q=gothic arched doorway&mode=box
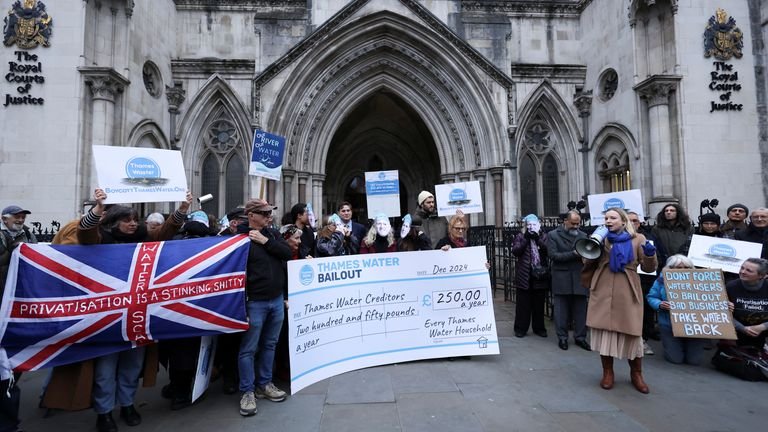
[323,90,440,222]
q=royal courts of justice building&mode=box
[2,0,768,226]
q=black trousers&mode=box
[514,288,547,334]
[553,294,587,342]
[0,377,20,432]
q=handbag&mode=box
[531,262,550,280]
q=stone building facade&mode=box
[1,0,766,227]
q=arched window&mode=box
[198,115,247,216]
[596,137,631,192]
[225,155,244,213]
[201,153,220,215]
[519,119,560,217]
[519,154,537,216]
[542,154,559,216]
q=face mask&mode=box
[526,221,541,233]
[401,214,412,239]
[376,219,391,237]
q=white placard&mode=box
[287,247,499,393]
[435,181,484,217]
[365,170,401,217]
[191,335,217,403]
[686,235,763,274]
[587,189,644,225]
[92,146,188,204]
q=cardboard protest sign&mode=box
[92,146,188,204]
[663,268,737,339]
[587,189,644,225]
[435,181,483,216]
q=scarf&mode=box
[606,230,633,273]
[452,236,466,248]
[529,237,540,266]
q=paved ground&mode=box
[16,298,768,432]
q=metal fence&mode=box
[29,221,61,243]
[467,219,604,318]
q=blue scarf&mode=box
[606,231,633,273]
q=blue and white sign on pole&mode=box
[249,129,285,181]
[364,170,401,217]
[587,189,644,225]
[287,247,499,393]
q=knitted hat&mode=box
[417,191,434,205]
[698,212,721,225]
[187,210,209,227]
[726,203,749,215]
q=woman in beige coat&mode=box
[585,208,657,393]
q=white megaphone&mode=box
[575,225,609,259]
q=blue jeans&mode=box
[238,295,284,393]
[659,326,708,366]
[93,347,145,414]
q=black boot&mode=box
[119,405,142,426]
[96,412,118,432]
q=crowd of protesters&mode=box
[1,193,767,432]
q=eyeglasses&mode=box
[452,227,466,231]
[251,210,272,217]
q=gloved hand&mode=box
[524,231,539,240]
[641,241,656,257]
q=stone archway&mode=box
[256,7,512,221]
[323,90,440,222]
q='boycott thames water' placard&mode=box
[287,247,499,393]
[663,268,736,339]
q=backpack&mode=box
[711,344,768,382]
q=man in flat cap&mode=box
[237,199,292,417]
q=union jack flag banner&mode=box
[0,235,251,372]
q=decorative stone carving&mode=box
[173,0,306,11]
[206,118,239,155]
[125,0,134,18]
[142,61,162,98]
[165,81,186,113]
[573,90,592,118]
[460,0,592,17]
[598,69,617,101]
[635,81,675,108]
[524,122,553,155]
[80,67,130,102]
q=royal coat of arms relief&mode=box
[703,8,743,61]
[3,0,53,49]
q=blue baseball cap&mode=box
[2,205,31,216]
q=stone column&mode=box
[311,174,325,218]
[82,68,129,146]
[573,90,592,197]
[472,169,487,226]
[166,81,186,149]
[634,76,681,213]
[489,167,504,226]
[298,172,309,204]
[282,169,296,210]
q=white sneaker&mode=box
[643,342,655,355]
[255,382,287,402]
[239,391,257,416]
